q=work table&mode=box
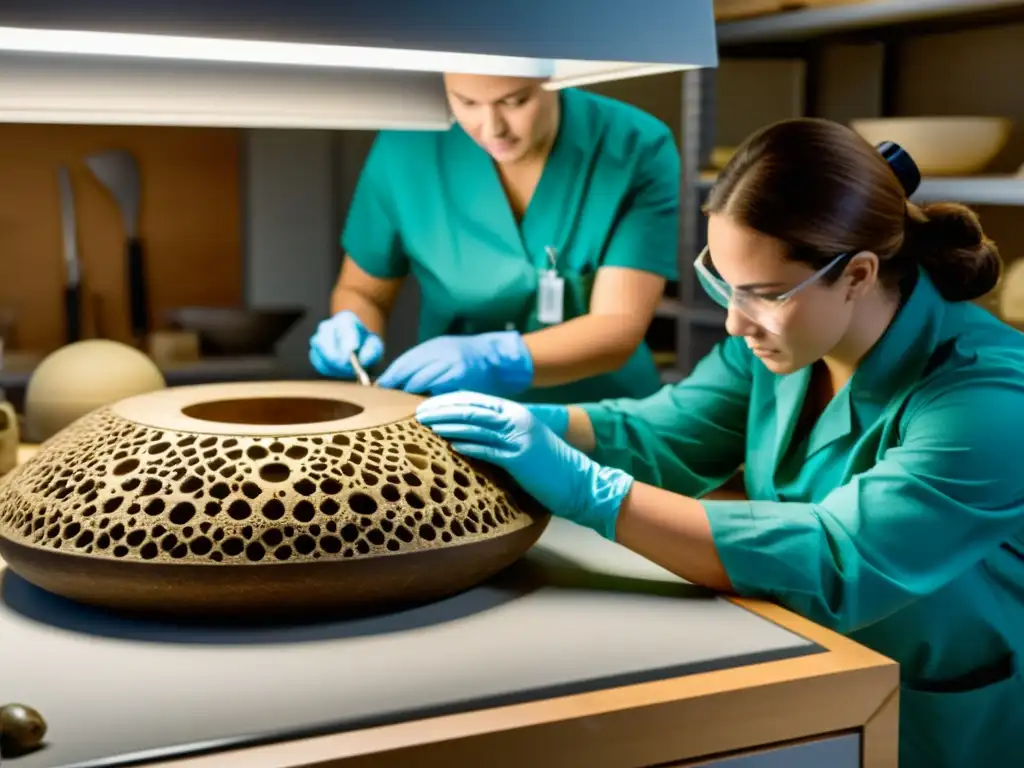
[1,447,899,768]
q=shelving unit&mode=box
[695,173,1024,204]
[661,0,1024,379]
[716,0,1024,45]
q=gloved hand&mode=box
[376,331,534,397]
[525,404,569,438]
[416,391,632,541]
[308,310,384,379]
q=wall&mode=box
[0,124,242,353]
[244,127,423,373]
[331,129,423,368]
[243,129,337,374]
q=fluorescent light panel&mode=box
[0,25,687,89]
[0,24,699,129]
[0,25,552,76]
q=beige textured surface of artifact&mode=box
[0,381,549,617]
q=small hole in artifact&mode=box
[181,396,365,425]
[262,529,284,546]
[348,493,377,516]
[227,500,252,521]
[190,537,213,555]
[169,503,196,525]
[262,499,285,520]
[114,458,140,475]
[259,463,291,483]
[286,445,308,460]
[292,500,316,523]
[222,537,244,556]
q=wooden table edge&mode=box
[135,598,896,768]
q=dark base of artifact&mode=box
[0,518,548,620]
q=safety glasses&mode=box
[693,246,850,335]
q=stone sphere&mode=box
[25,340,166,443]
[0,381,548,619]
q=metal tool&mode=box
[349,351,372,386]
[84,149,148,345]
[56,165,82,343]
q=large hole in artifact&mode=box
[181,397,364,426]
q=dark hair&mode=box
[704,118,1001,302]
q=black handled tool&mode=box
[85,149,148,345]
[57,165,82,343]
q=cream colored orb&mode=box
[25,340,166,443]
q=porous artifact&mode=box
[0,381,548,617]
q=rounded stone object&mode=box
[0,381,548,618]
[25,339,166,443]
[0,703,47,754]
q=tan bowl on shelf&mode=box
[709,146,738,171]
[850,117,1012,176]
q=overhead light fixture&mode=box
[0,1,718,130]
[0,26,553,78]
[546,62,702,90]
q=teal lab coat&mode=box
[582,272,1024,768]
[341,88,680,404]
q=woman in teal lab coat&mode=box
[308,73,679,403]
[415,118,1024,768]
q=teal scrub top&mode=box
[582,272,1024,768]
[341,88,680,404]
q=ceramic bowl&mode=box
[850,117,1012,175]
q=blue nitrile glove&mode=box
[525,404,569,438]
[376,331,533,397]
[416,391,633,540]
[308,310,384,378]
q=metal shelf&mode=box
[656,297,685,318]
[914,176,1024,205]
[717,0,1024,46]
[696,173,1024,206]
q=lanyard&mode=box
[537,244,565,325]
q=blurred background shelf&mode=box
[651,0,1024,384]
[717,0,1024,46]
[914,176,1024,204]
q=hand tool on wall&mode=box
[84,149,148,345]
[56,165,82,343]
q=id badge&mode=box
[537,269,565,325]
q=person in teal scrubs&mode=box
[308,73,679,403]
[415,118,1024,768]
